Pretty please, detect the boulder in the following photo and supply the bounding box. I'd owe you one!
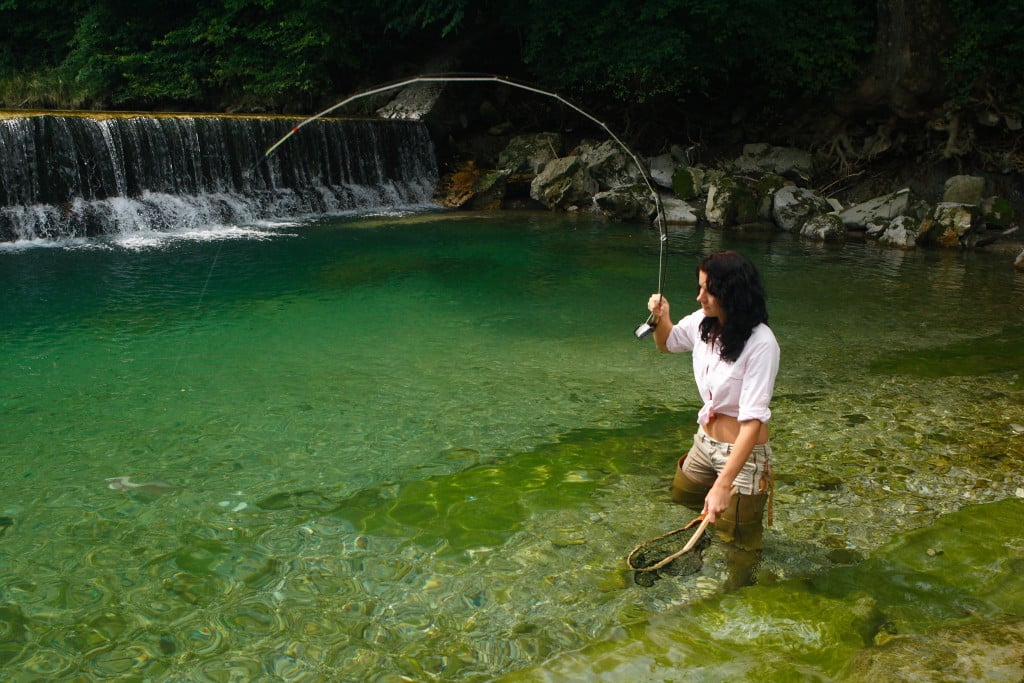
[733,143,813,179]
[375,81,445,120]
[672,166,705,201]
[838,189,912,230]
[800,213,846,242]
[660,196,699,225]
[647,153,677,189]
[497,133,563,175]
[942,174,986,204]
[593,184,656,222]
[877,216,921,249]
[530,155,598,210]
[919,202,983,248]
[578,139,643,190]
[435,162,509,209]
[771,185,832,232]
[754,174,787,221]
[706,176,758,227]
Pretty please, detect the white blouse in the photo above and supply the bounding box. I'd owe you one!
[665,309,780,426]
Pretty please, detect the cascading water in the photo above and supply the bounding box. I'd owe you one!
[0,114,438,241]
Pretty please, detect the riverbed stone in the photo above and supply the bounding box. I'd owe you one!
[800,213,846,242]
[772,185,832,232]
[942,174,986,204]
[841,617,1024,682]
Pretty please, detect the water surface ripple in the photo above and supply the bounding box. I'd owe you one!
[1,213,1022,681]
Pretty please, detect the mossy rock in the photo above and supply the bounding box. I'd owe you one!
[672,167,703,200]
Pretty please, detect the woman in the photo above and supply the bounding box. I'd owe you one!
[646,250,779,552]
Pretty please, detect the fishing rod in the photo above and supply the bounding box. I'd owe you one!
[256,73,668,338]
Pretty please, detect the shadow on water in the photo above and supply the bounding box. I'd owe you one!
[870,324,1024,390]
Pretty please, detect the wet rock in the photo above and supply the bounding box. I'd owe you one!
[919,202,983,248]
[661,196,699,225]
[877,216,922,249]
[772,185,832,232]
[593,184,656,222]
[800,213,846,242]
[435,162,510,209]
[753,174,787,221]
[672,166,705,201]
[530,155,598,210]
[838,189,912,230]
[647,153,678,189]
[577,139,643,191]
[842,617,1024,682]
[706,176,759,227]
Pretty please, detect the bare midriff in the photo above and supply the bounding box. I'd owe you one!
[703,414,770,445]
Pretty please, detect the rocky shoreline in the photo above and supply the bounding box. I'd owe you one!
[433,132,1024,270]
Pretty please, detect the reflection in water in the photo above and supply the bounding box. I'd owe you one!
[0,215,1022,680]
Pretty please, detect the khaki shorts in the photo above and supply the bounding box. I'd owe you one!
[669,428,774,550]
[680,428,773,496]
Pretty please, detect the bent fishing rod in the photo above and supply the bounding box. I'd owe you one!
[255,73,668,338]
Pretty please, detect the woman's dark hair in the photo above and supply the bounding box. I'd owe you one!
[697,251,769,362]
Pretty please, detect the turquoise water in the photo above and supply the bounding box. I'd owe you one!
[1,213,1022,681]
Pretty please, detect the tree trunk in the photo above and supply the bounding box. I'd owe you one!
[839,0,957,119]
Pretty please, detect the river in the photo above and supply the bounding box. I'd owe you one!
[1,213,1022,681]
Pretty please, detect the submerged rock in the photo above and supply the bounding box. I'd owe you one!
[106,476,177,496]
[841,617,1024,682]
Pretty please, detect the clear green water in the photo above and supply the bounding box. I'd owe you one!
[1,213,1022,681]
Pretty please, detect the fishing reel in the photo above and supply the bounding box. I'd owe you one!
[633,316,656,340]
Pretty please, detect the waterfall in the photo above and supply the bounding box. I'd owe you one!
[0,115,439,242]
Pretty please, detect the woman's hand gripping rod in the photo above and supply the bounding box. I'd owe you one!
[635,291,664,339]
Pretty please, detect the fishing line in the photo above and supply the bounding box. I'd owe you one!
[172,238,223,378]
[255,73,668,338]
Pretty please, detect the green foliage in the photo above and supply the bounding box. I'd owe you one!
[0,0,85,71]
[376,0,471,36]
[945,0,1024,104]
[511,0,874,105]
[0,0,1020,117]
